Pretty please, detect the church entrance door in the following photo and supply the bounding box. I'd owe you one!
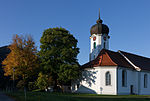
[130,85,133,94]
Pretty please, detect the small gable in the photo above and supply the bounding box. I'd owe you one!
[82,49,134,69]
[82,49,118,68]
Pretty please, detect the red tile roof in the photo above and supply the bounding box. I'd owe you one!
[82,49,150,71]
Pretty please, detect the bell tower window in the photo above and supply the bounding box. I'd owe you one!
[104,42,106,49]
[94,42,96,49]
[94,54,96,59]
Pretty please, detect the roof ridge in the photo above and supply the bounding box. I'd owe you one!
[0,45,9,49]
[118,50,141,71]
[118,50,150,60]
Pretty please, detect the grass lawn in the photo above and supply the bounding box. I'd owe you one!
[5,91,150,101]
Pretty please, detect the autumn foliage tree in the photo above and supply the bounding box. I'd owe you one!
[2,34,39,88]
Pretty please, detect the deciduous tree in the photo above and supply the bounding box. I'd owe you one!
[2,34,39,88]
[39,27,80,89]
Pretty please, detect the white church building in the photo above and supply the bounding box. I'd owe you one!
[71,11,150,95]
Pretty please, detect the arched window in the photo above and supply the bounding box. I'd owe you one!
[106,71,111,86]
[144,74,148,88]
[122,70,127,87]
[104,42,106,49]
[93,42,96,49]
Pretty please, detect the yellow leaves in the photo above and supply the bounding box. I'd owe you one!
[2,34,39,80]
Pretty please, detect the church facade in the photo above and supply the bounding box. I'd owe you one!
[71,12,150,95]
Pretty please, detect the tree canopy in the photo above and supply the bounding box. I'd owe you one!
[2,34,39,87]
[39,27,80,87]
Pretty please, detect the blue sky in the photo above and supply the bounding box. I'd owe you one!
[0,0,150,65]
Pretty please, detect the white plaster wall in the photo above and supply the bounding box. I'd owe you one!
[117,67,139,95]
[139,71,150,95]
[97,34,101,46]
[117,67,150,95]
[90,34,100,53]
[72,66,150,95]
[72,66,117,95]
[90,34,109,61]
[90,34,101,61]
[99,66,117,95]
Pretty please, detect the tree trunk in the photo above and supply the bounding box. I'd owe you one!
[53,74,60,92]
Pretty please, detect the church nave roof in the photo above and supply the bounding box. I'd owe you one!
[82,49,150,71]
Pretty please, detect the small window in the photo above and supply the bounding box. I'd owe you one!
[104,42,106,49]
[122,70,127,87]
[144,74,148,88]
[77,84,80,89]
[106,71,111,86]
[93,42,96,49]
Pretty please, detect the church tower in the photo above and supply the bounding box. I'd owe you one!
[90,10,110,61]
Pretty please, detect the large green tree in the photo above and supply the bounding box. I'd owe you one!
[39,27,80,89]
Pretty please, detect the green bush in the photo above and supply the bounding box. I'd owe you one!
[28,82,37,91]
[36,72,48,90]
[16,80,25,90]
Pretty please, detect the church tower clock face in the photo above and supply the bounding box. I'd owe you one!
[93,36,96,41]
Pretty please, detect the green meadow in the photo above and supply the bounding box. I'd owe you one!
[5,91,150,101]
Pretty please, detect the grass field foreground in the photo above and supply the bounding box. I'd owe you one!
[5,91,150,101]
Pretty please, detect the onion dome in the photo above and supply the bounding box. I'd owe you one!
[90,10,109,35]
